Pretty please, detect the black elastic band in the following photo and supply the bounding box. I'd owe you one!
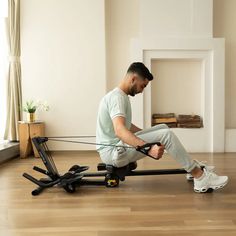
[48,138,135,149]
[47,135,96,139]
[46,137,161,160]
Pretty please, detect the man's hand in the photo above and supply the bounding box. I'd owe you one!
[148,144,165,160]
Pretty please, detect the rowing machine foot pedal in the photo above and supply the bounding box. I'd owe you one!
[68,165,89,173]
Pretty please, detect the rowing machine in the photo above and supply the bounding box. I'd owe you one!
[23,136,189,196]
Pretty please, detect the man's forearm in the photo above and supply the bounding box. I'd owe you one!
[116,125,145,147]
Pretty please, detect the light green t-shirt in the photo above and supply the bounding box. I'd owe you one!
[96,87,132,152]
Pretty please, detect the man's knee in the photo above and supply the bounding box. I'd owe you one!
[161,124,169,129]
[159,127,175,143]
[161,126,172,136]
[154,123,169,130]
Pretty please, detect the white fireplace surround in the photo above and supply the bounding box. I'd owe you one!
[130,38,225,152]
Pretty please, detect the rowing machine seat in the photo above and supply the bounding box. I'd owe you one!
[97,162,137,181]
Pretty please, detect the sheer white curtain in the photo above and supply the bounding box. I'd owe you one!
[4,0,22,141]
[0,1,8,140]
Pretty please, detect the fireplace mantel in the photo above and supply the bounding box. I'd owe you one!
[130,37,225,152]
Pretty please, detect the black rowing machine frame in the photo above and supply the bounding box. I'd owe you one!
[23,136,188,196]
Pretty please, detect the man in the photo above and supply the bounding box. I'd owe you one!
[96,62,228,193]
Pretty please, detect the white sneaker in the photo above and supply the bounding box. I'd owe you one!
[186,160,215,181]
[194,168,228,193]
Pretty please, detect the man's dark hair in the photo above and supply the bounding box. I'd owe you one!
[127,62,153,81]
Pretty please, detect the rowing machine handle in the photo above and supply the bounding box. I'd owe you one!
[136,142,162,160]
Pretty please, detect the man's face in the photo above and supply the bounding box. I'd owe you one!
[129,74,149,96]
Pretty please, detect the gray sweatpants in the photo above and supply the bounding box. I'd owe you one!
[98,124,198,172]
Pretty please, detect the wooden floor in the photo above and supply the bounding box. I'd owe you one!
[0,151,236,236]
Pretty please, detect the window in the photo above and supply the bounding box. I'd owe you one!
[0,0,8,140]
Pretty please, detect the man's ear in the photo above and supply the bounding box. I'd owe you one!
[131,74,136,84]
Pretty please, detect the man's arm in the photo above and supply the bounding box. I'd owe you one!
[112,116,165,159]
[112,116,145,147]
[130,123,142,133]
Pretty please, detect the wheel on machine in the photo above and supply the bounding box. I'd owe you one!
[105,174,120,187]
[63,183,76,193]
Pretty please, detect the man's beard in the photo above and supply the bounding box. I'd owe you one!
[129,84,138,97]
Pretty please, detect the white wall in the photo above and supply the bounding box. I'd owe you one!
[105,0,143,128]
[20,0,236,152]
[213,0,236,151]
[140,0,213,39]
[105,0,139,91]
[21,0,106,150]
[214,0,236,129]
[151,59,202,116]
[130,0,226,152]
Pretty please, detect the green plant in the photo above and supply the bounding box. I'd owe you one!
[23,100,49,113]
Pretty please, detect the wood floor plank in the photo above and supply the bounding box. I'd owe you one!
[0,152,235,236]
